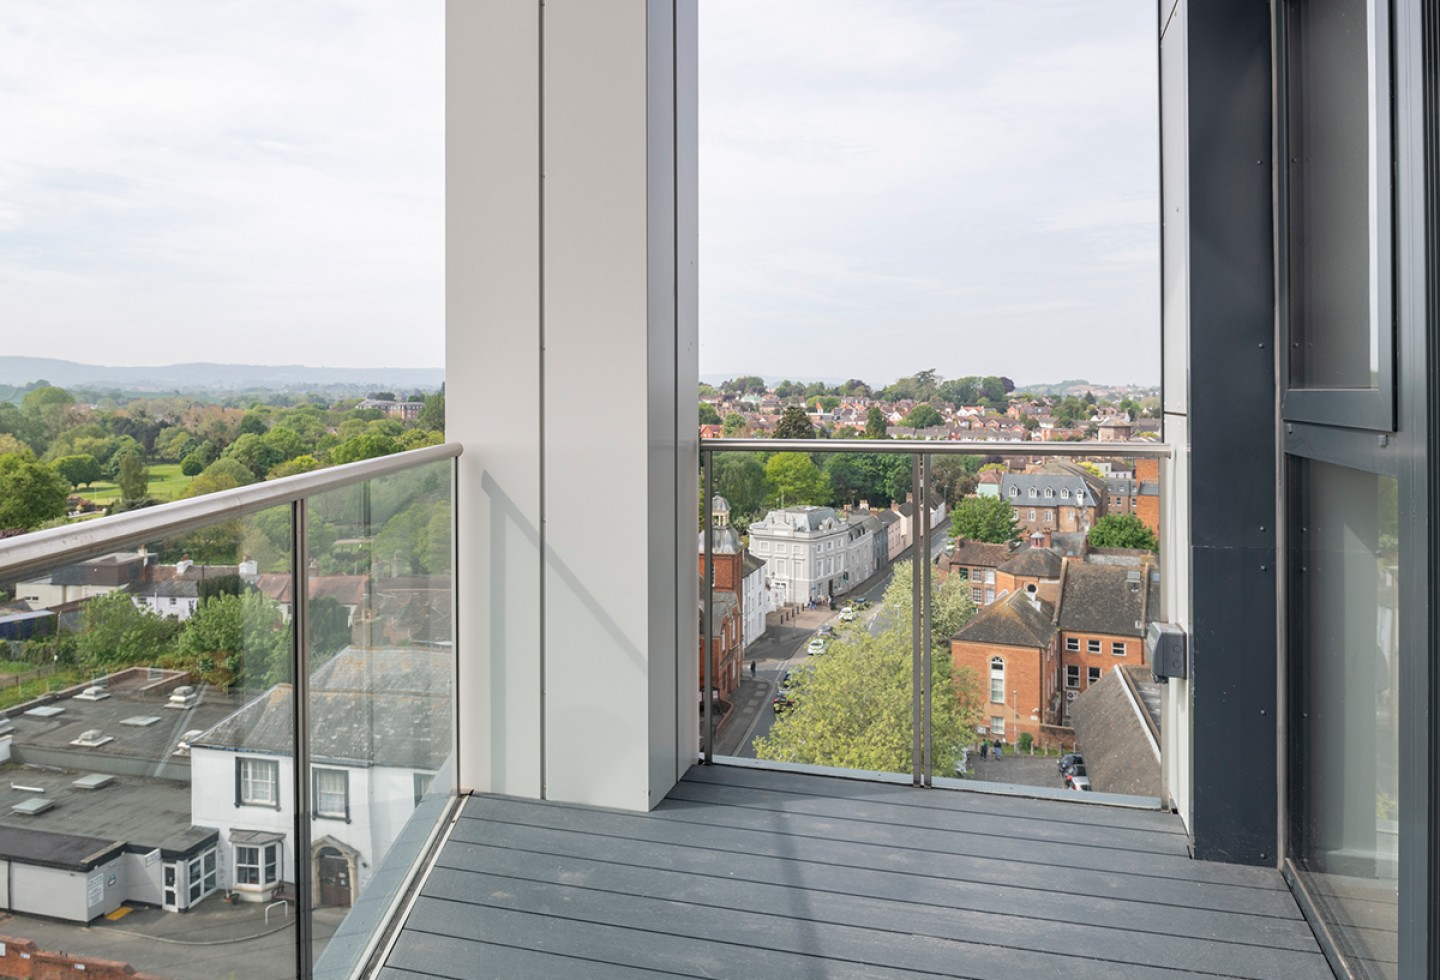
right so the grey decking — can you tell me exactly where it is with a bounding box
[382,765,1334,979]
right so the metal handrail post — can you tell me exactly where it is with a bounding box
[702,451,714,763]
[920,453,933,787]
[911,455,923,787]
[291,497,314,978]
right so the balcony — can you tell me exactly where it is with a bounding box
[384,764,1333,979]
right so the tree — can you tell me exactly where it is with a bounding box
[764,452,828,508]
[368,391,397,402]
[698,402,722,426]
[720,413,747,437]
[238,412,268,436]
[267,454,321,479]
[721,376,766,395]
[0,453,70,529]
[950,495,1021,544]
[1088,513,1159,552]
[903,404,944,429]
[75,591,182,668]
[223,433,283,479]
[864,407,888,440]
[116,451,150,501]
[180,452,206,477]
[308,597,353,662]
[178,591,291,689]
[753,562,980,774]
[186,458,257,497]
[417,392,446,432]
[712,452,766,518]
[774,405,816,440]
[329,431,400,465]
[53,454,102,489]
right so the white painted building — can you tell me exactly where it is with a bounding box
[190,646,452,907]
[741,552,767,647]
[748,506,851,606]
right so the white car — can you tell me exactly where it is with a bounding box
[839,607,856,622]
[806,637,826,655]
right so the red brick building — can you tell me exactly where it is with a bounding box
[949,590,1058,744]
[1000,461,1109,536]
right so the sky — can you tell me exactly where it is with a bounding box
[699,0,1160,387]
[0,2,1158,387]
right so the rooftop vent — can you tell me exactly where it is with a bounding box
[11,798,54,816]
[121,716,161,727]
[72,773,114,791]
[166,686,198,710]
[73,686,110,702]
[70,729,113,748]
[23,705,64,718]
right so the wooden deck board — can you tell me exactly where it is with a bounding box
[387,764,1334,979]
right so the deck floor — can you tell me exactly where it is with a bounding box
[381,765,1334,979]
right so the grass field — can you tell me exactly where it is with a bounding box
[76,462,194,504]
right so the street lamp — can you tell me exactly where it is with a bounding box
[1012,688,1019,745]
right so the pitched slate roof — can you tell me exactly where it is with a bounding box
[1056,562,1153,637]
[997,547,1064,579]
[949,539,1017,569]
[1000,460,1108,508]
[952,590,1056,648]
[194,646,452,769]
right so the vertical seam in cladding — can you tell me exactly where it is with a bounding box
[537,0,547,800]
[672,0,682,781]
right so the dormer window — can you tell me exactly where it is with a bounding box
[1009,487,1018,498]
[1043,488,1053,499]
[1028,488,1038,498]
[1061,488,1070,499]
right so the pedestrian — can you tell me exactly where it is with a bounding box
[994,739,1003,760]
[979,739,989,759]
[749,661,756,678]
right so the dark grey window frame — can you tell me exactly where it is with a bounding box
[234,756,282,811]
[1277,0,1397,431]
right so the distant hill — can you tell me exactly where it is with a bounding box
[0,357,444,393]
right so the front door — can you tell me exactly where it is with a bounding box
[162,864,177,910]
[317,849,350,907]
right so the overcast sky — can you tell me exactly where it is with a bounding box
[0,2,1157,387]
[699,0,1160,387]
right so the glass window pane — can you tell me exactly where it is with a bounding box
[1286,0,1383,389]
[1292,460,1398,978]
[307,459,456,975]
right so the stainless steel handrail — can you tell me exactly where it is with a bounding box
[701,438,1170,457]
[0,442,462,581]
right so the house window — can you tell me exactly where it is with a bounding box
[990,716,1005,739]
[1066,637,1079,652]
[1028,487,1038,498]
[1061,488,1070,499]
[234,842,280,886]
[1008,487,1018,497]
[1112,641,1127,657]
[1087,639,1101,655]
[983,569,995,584]
[1043,488,1053,498]
[971,586,983,603]
[775,543,787,555]
[236,758,279,808]
[1088,667,1102,686]
[1028,509,1036,521]
[314,768,349,821]
[1066,666,1080,688]
[989,657,1005,703]
[984,588,994,604]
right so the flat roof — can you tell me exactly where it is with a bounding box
[0,764,215,860]
[0,822,124,872]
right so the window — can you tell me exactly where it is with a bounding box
[236,758,279,808]
[1087,639,1101,655]
[187,849,218,903]
[235,842,280,886]
[1028,509,1036,521]
[1066,666,1080,688]
[971,586,983,603]
[984,588,995,604]
[989,657,1005,703]
[314,768,349,821]
[1066,637,1079,652]
[983,570,995,584]
[1088,667,1102,686]
[990,716,1005,739]
[1112,641,1127,657]
[1008,487,1018,498]
[1028,487,1038,498]
[1061,488,1070,499]
[1043,488,1053,498]
[775,543,787,555]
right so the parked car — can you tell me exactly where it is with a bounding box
[772,692,796,713]
[839,607,856,622]
[854,598,873,609]
[818,624,834,637]
[806,637,826,655]
[1064,763,1089,787]
[1066,772,1093,791]
[1058,753,1085,775]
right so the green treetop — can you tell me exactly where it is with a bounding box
[950,495,1021,544]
